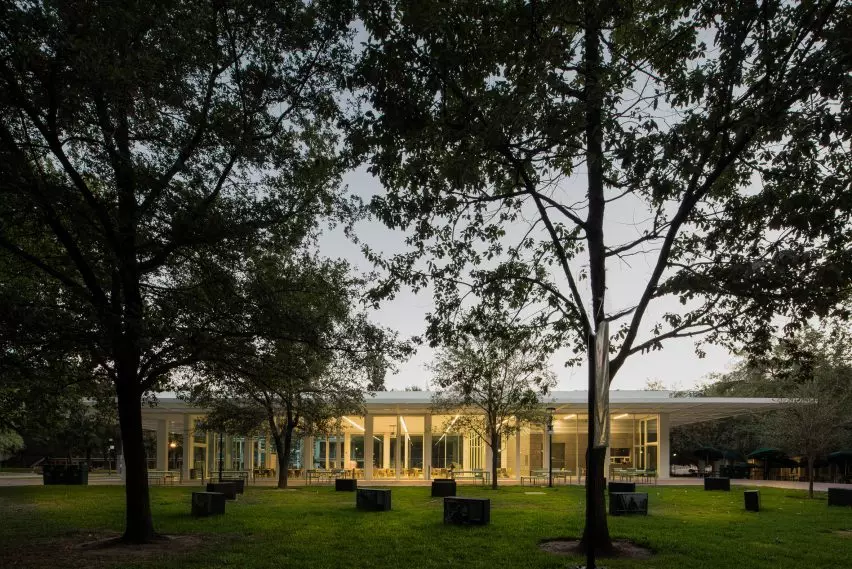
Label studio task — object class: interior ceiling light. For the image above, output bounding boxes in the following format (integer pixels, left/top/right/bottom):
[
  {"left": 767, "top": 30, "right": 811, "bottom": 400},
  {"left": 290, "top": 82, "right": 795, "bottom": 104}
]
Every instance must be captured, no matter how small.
[
  {"left": 614, "top": 413, "right": 629, "bottom": 419},
  {"left": 342, "top": 416, "right": 365, "bottom": 431}
]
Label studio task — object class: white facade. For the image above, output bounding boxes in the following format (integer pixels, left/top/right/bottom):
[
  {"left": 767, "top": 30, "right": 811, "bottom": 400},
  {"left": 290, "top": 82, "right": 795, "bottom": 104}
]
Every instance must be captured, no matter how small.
[{"left": 140, "top": 390, "right": 780, "bottom": 481}]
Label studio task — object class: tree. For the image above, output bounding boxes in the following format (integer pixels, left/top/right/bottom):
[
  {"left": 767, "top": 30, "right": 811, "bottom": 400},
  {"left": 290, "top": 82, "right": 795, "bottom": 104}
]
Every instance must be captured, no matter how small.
[
  {"left": 671, "top": 322, "right": 852, "bottom": 483},
  {"left": 0, "top": 0, "right": 355, "bottom": 542},
  {"left": 355, "top": 0, "right": 850, "bottom": 558},
  {"left": 183, "top": 252, "right": 404, "bottom": 488},
  {"left": 764, "top": 379, "right": 850, "bottom": 498},
  {"left": 429, "top": 325, "right": 556, "bottom": 489},
  {"left": 0, "top": 430, "right": 24, "bottom": 463}
]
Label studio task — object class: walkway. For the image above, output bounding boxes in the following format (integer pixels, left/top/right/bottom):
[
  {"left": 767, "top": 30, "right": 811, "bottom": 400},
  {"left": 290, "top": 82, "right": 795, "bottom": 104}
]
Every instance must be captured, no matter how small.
[{"left": 1, "top": 474, "right": 848, "bottom": 492}]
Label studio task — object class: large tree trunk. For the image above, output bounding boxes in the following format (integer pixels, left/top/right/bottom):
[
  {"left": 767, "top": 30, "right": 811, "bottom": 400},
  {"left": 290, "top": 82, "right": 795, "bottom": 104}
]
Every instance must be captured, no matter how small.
[
  {"left": 267, "top": 415, "right": 290, "bottom": 489},
  {"left": 116, "top": 379, "right": 156, "bottom": 543},
  {"left": 582, "top": 446, "right": 612, "bottom": 555},
  {"left": 579, "top": 0, "right": 613, "bottom": 562},
  {"left": 808, "top": 455, "right": 815, "bottom": 499}
]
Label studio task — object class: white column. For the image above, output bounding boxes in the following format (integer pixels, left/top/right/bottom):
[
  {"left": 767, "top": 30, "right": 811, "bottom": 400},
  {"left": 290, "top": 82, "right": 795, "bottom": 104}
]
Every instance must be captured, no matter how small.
[
  {"left": 181, "top": 415, "right": 192, "bottom": 481},
  {"left": 485, "top": 444, "right": 494, "bottom": 479},
  {"left": 207, "top": 431, "right": 216, "bottom": 478},
  {"left": 344, "top": 432, "right": 351, "bottom": 468},
  {"left": 383, "top": 433, "right": 391, "bottom": 469},
  {"left": 156, "top": 419, "right": 168, "bottom": 471},
  {"left": 658, "top": 413, "right": 670, "bottom": 479},
  {"left": 395, "top": 416, "right": 402, "bottom": 479},
  {"left": 303, "top": 436, "right": 314, "bottom": 470},
  {"left": 247, "top": 437, "right": 255, "bottom": 474},
  {"left": 364, "top": 414, "right": 374, "bottom": 480},
  {"left": 462, "top": 435, "right": 471, "bottom": 470},
  {"left": 515, "top": 429, "right": 522, "bottom": 481},
  {"left": 324, "top": 437, "right": 330, "bottom": 469},
  {"left": 423, "top": 414, "right": 432, "bottom": 480}
]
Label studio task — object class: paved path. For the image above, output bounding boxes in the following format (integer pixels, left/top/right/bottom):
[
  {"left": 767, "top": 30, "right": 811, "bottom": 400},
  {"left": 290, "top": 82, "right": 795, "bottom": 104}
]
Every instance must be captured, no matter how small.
[{"left": 2, "top": 474, "right": 849, "bottom": 492}]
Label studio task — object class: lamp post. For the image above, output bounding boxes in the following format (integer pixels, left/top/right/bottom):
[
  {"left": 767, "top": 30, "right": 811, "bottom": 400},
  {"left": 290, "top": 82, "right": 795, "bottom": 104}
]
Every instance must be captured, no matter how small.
[{"left": 546, "top": 407, "right": 556, "bottom": 488}]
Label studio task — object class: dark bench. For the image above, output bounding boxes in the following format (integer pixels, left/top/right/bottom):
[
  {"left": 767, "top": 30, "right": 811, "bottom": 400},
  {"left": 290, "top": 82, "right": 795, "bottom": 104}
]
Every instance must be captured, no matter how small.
[
  {"left": 828, "top": 487, "right": 852, "bottom": 507},
  {"left": 608, "top": 481, "right": 636, "bottom": 493},
  {"left": 432, "top": 478, "right": 456, "bottom": 497},
  {"left": 206, "top": 481, "right": 238, "bottom": 500},
  {"left": 444, "top": 497, "right": 490, "bottom": 525},
  {"left": 335, "top": 478, "right": 357, "bottom": 491},
  {"left": 192, "top": 492, "right": 225, "bottom": 516},
  {"left": 744, "top": 490, "right": 760, "bottom": 511},
  {"left": 609, "top": 492, "right": 648, "bottom": 516},
  {"left": 704, "top": 477, "right": 731, "bottom": 491},
  {"left": 356, "top": 488, "right": 391, "bottom": 511}
]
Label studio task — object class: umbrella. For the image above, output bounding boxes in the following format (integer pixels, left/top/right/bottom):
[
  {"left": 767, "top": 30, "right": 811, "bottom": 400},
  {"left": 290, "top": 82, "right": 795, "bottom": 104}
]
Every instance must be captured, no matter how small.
[
  {"left": 828, "top": 450, "right": 852, "bottom": 482},
  {"left": 747, "top": 447, "right": 786, "bottom": 460},
  {"left": 827, "top": 450, "right": 852, "bottom": 464},
  {"left": 722, "top": 449, "right": 745, "bottom": 462},
  {"left": 748, "top": 447, "right": 787, "bottom": 480}
]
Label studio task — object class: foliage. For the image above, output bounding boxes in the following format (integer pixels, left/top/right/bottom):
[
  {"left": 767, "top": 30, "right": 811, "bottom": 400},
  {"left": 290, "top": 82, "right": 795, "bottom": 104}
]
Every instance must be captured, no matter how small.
[
  {"left": 355, "top": 0, "right": 850, "bottom": 552},
  {"left": 0, "top": 430, "right": 24, "bottom": 459},
  {"left": 429, "top": 310, "right": 556, "bottom": 488},
  {"left": 182, "top": 251, "right": 407, "bottom": 487},
  {"left": 671, "top": 322, "right": 852, "bottom": 476},
  {"left": 763, "top": 378, "right": 851, "bottom": 496},
  {"left": 0, "top": 0, "right": 356, "bottom": 540}
]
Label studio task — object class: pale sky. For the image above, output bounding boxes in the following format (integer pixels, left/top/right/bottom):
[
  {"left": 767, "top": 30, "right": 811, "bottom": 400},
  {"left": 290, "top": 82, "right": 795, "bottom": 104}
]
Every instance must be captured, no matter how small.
[{"left": 319, "top": 166, "right": 741, "bottom": 392}]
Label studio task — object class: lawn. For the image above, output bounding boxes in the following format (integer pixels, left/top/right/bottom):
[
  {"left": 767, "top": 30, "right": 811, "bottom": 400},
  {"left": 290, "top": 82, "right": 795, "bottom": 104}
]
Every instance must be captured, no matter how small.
[{"left": 0, "top": 484, "right": 850, "bottom": 569}]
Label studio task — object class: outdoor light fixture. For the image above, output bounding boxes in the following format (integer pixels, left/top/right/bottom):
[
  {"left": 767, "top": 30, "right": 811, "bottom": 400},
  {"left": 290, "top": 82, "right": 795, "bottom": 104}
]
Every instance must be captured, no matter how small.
[
  {"left": 614, "top": 413, "right": 629, "bottom": 419},
  {"left": 546, "top": 407, "right": 556, "bottom": 488},
  {"left": 169, "top": 441, "right": 177, "bottom": 449}
]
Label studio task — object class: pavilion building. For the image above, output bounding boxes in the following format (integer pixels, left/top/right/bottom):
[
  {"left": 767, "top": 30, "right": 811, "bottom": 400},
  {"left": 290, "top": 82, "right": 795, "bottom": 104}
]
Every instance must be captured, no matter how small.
[{"left": 140, "top": 390, "right": 779, "bottom": 482}]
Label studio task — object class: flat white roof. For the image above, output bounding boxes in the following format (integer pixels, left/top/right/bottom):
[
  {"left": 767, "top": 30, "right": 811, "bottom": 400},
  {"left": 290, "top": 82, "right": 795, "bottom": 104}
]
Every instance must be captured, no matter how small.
[{"left": 143, "top": 390, "right": 780, "bottom": 429}]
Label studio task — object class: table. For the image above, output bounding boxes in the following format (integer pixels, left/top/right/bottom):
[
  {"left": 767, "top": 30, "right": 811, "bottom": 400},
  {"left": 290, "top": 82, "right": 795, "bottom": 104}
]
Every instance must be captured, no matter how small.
[
  {"left": 521, "top": 475, "right": 546, "bottom": 486},
  {"left": 450, "top": 470, "right": 491, "bottom": 485},
  {"left": 531, "top": 469, "right": 572, "bottom": 484}
]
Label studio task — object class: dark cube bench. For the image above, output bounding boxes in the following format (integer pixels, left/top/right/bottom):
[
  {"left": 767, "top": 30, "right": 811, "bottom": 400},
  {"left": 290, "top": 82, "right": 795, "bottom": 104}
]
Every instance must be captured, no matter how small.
[
  {"left": 444, "top": 496, "right": 490, "bottom": 525},
  {"left": 704, "top": 477, "right": 731, "bottom": 491},
  {"left": 608, "top": 481, "right": 636, "bottom": 493},
  {"left": 356, "top": 488, "right": 391, "bottom": 511},
  {"left": 744, "top": 490, "right": 760, "bottom": 512},
  {"left": 828, "top": 487, "right": 852, "bottom": 507},
  {"left": 219, "top": 478, "right": 245, "bottom": 494},
  {"left": 206, "top": 482, "right": 238, "bottom": 500},
  {"left": 336, "top": 478, "right": 357, "bottom": 491},
  {"left": 192, "top": 492, "right": 225, "bottom": 516},
  {"left": 609, "top": 492, "right": 648, "bottom": 516},
  {"left": 432, "top": 478, "right": 457, "bottom": 497}
]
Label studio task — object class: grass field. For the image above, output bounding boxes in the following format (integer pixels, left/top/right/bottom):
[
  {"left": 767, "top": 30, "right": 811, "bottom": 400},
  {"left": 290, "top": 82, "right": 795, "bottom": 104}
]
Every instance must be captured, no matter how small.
[{"left": 0, "top": 484, "right": 850, "bottom": 569}]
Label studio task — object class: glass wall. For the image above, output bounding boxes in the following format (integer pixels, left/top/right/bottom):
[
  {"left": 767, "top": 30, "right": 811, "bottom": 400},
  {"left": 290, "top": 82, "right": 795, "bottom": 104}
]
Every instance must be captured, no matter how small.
[
  {"left": 399, "top": 415, "right": 424, "bottom": 479},
  {"left": 431, "top": 414, "right": 464, "bottom": 478}
]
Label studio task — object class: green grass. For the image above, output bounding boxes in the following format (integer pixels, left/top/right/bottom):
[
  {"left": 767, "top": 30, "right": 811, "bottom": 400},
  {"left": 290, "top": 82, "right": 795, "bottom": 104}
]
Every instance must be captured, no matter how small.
[{"left": 1, "top": 484, "right": 850, "bottom": 568}]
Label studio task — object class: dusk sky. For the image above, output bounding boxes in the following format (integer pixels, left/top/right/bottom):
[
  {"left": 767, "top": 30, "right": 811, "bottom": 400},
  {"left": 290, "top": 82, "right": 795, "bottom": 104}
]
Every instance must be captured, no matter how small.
[{"left": 321, "top": 167, "right": 740, "bottom": 392}]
